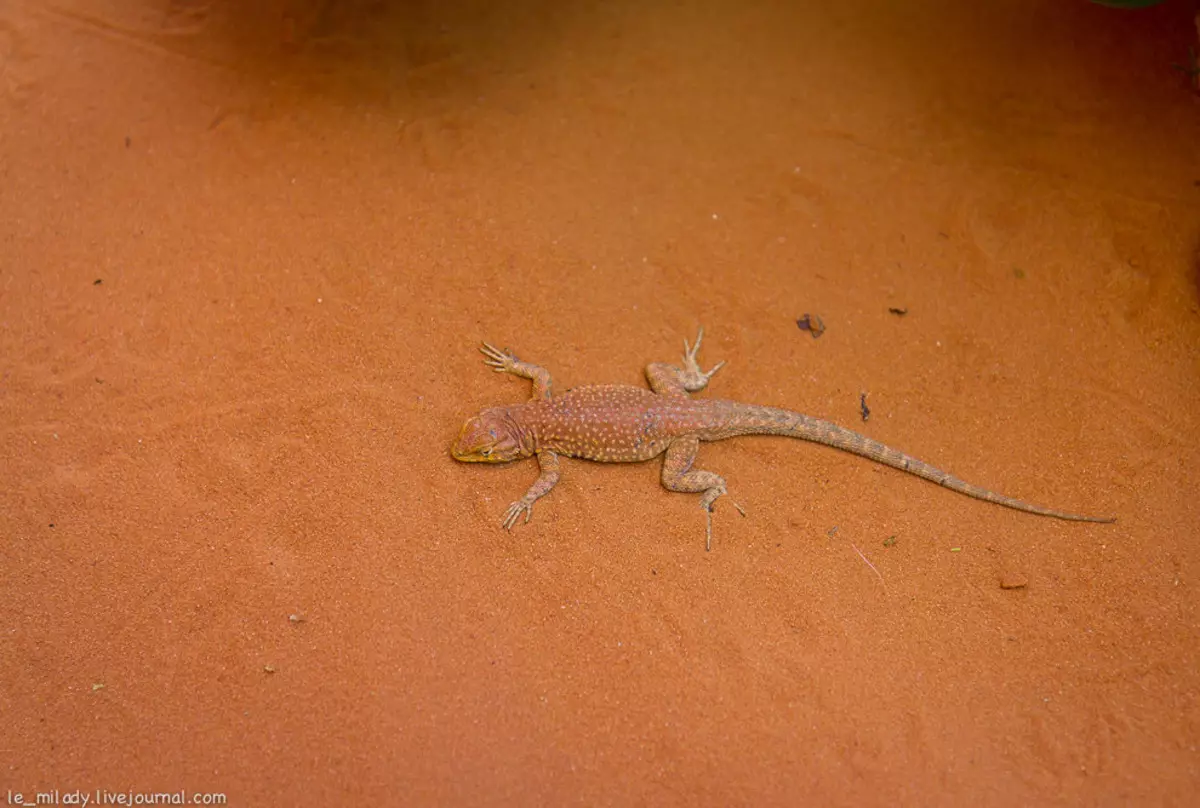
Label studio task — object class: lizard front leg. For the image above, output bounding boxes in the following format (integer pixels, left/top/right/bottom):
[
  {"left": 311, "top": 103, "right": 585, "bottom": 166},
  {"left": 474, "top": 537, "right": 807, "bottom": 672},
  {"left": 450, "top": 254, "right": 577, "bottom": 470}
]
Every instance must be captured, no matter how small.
[
  {"left": 503, "top": 450, "right": 561, "bottom": 529},
  {"left": 481, "top": 343, "right": 553, "bottom": 401},
  {"left": 646, "top": 327, "right": 726, "bottom": 397},
  {"left": 660, "top": 436, "right": 743, "bottom": 551}
]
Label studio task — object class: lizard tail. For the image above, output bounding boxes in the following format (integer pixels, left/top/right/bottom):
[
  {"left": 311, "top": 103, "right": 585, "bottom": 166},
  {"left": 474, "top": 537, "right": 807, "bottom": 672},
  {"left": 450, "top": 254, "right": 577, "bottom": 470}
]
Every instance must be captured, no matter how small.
[{"left": 701, "top": 402, "right": 1116, "bottom": 523}]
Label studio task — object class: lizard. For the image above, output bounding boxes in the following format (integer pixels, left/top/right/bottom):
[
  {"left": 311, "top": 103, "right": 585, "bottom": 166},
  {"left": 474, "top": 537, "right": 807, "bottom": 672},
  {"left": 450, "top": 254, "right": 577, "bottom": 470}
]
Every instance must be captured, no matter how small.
[{"left": 451, "top": 328, "right": 1115, "bottom": 550}]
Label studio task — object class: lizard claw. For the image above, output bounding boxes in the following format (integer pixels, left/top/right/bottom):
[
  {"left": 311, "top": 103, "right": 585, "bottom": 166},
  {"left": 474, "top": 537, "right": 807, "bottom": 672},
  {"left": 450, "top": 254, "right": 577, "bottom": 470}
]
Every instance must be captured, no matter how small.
[
  {"left": 480, "top": 342, "right": 519, "bottom": 374},
  {"left": 502, "top": 498, "right": 533, "bottom": 530},
  {"left": 683, "top": 327, "right": 704, "bottom": 362}
]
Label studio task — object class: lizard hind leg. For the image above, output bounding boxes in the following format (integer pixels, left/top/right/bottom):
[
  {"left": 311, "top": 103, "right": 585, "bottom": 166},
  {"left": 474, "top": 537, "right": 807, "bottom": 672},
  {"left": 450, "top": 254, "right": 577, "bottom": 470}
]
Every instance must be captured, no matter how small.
[{"left": 661, "top": 437, "right": 745, "bottom": 551}]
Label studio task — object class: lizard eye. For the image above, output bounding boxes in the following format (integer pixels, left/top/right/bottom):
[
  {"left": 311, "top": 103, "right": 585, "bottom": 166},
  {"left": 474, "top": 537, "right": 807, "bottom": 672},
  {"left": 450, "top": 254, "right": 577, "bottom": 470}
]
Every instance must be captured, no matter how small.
[{"left": 480, "top": 448, "right": 491, "bottom": 457}]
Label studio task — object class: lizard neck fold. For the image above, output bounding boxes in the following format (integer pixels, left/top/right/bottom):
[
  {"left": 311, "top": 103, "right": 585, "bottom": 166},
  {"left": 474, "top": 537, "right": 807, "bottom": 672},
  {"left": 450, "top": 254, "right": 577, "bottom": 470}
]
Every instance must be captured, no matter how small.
[{"left": 504, "top": 403, "right": 541, "bottom": 457}]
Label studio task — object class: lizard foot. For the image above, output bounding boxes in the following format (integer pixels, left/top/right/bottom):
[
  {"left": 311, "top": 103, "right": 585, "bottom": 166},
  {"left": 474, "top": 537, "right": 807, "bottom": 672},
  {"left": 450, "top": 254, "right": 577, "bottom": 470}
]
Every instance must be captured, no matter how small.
[
  {"left": 700, "top": 485, "right": 746, "bottom": 552},
  {"left": 502, "top": 498, "right": 534, "bottom": 530},
  {"left": 480, "top": 343, "right": 520, "bottom": 375},
  {"left": 680, "top": 327, "right": 726, "bottom": 392}
]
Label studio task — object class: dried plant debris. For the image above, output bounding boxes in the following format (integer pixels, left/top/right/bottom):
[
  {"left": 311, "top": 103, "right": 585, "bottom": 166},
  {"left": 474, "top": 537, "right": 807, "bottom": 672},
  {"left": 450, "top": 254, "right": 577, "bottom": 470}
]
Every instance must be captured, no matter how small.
[
  {"left": 859, "top": 392, "right": 870, "bottom": 423},
  {"left": 796, "top": 313, "right": 826, "bottom": 338}
]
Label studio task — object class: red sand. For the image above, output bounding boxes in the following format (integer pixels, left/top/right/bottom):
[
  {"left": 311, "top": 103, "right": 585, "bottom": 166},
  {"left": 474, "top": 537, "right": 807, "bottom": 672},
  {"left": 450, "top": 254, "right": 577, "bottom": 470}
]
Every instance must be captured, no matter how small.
[{"left": 3, "top": 0, "right": 1198, "bottom": 805}]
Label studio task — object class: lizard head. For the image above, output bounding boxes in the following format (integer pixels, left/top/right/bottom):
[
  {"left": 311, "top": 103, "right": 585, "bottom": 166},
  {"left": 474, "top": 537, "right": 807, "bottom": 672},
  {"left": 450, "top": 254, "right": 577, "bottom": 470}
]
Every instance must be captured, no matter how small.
[{"left": 451, "top": 408, "right": 529, "bottom": 463}]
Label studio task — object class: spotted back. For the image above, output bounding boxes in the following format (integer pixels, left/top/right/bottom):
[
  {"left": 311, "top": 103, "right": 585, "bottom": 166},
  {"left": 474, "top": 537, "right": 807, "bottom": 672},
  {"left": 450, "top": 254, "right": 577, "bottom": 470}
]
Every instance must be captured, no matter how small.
[{"left": 523, "top": 384, "right": 716, "bottom": 462}]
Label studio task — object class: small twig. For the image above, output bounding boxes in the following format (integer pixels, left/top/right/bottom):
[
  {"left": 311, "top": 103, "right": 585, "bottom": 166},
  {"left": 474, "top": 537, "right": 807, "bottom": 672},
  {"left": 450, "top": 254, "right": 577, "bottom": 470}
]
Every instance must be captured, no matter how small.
[{"left": 851, "top": 542, "right": 886, "bottom": 590}]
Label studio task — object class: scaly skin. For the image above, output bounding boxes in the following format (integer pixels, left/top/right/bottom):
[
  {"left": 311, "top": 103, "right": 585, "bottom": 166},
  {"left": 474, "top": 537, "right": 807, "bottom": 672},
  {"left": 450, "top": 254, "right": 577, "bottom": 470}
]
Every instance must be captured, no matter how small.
[{"left": 452, "top": 328, "right": 1115, "bottom": 550}]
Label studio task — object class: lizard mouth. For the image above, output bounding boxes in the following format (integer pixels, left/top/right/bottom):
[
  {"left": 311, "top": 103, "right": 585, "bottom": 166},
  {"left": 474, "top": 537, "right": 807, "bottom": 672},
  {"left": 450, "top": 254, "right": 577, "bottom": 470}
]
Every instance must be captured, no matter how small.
[
  {"left": 451, "top": 439, "right": 508, "bottom": 462},
  {"left": 451, "top": 448, "right": 487, "bottom": 462}
]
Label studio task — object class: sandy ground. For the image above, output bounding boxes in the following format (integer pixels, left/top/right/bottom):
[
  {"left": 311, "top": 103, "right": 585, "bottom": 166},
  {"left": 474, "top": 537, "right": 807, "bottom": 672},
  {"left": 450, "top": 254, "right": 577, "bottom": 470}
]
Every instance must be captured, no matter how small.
[{"left": 3, "top": 0, "right": 1199, "bottom": 805}]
